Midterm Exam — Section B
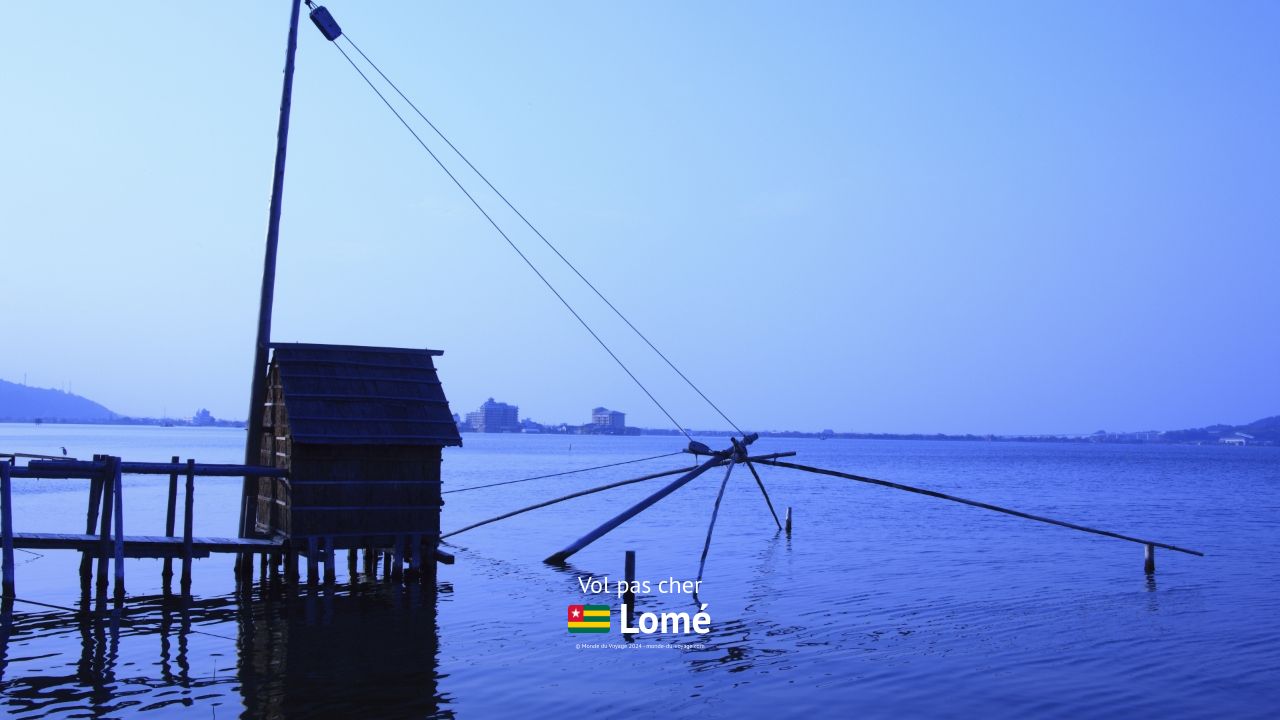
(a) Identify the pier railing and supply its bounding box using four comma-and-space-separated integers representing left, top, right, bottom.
0, 455, 287, 600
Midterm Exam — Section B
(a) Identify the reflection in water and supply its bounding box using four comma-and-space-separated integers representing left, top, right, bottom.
0, 580, 449, 719
238, 581, 449, 719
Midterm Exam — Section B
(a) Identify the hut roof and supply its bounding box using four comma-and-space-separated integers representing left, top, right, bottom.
270, 343, 462, 447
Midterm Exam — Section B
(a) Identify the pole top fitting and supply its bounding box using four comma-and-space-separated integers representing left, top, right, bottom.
308, 4, 343, 41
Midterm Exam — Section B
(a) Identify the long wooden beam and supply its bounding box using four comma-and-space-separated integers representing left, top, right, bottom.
14, 461, 287, 479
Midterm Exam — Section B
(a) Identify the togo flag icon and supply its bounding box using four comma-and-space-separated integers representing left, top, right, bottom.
567, 604, 610, 633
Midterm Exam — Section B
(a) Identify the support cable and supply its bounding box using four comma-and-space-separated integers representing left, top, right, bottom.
329, 40, 692, 441
443, 451, 684, 494
339, 32, 745, 436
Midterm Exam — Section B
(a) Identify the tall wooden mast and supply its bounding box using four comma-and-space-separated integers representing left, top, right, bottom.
240, 0, 304, 544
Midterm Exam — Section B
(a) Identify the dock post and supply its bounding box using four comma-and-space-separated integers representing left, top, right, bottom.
363, 546, 374, 577
181, 459, 195, 594
162, 456, 178, 583
347, 548, 357, 582
323, 537, 336, 585
285, 548, 298, 583
110, 457, 125, 600
1, 461, 15, 600
407, 535, 422, 581
623, 549, 636, 618
79, 455, 105, 584
391, 536, 404, 582
1144, 544, 1156, 574
95, 460, 116, 594
307, 537, 319, 585
785, 507, 792, 536
382, 549, 391, 578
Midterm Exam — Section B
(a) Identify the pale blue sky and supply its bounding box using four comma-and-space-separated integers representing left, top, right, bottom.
1, 1, 1276, 434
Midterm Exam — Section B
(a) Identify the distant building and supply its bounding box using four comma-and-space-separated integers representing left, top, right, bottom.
588, 406, 626, 434
465, 398, 521, 433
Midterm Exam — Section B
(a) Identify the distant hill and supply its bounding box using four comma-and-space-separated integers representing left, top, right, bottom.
0, 379, 117, 422
1160, 415, 1280, 444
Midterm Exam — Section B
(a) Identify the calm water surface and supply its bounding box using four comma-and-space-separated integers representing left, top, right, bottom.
0, 425, 1276, 718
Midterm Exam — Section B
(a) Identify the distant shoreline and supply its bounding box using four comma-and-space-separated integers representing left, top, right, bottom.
3, 418, 1274, 447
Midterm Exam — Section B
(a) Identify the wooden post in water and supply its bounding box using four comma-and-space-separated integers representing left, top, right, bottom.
162, 456, 179, 584
95, 461, 115, 593
347, 549, 357, 581
408, 534, 422, 581
1144, 544, 1156, 574
1, 461, 15, 600
323, 537, 336, 585
382, 550, 391, 578
110, 457, 125, 599
623, 549, 636, 617
80, 456, 105, 584
307, 537, 319, 585
181, 459, 195, 593
785, 507, 792, 536
391, 536, 404, 582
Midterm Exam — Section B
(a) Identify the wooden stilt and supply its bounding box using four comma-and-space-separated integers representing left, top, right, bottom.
80, 458, 105, 583
180, 459, 195, 593
391, 536, 404, 582
162, 455, 178, 582
110, 457, 125, 600
285, 549, 298, 583
307, 537, 319, 585
785, 506, 792, 536
323, 537, 336, 585
382, 550, 391, 578
1144, 544, 1156, 574
407, 535, 422, 581
347, 548, 357, 581
95, 461, 115, 593
1, 461, 15, 600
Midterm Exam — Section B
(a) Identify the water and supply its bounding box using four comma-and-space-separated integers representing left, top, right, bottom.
1, 426, 1277, 718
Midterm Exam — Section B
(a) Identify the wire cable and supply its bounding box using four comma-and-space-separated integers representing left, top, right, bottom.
329, 41, 693, 441
443, 451, 683, 494
338, 33, 745, 436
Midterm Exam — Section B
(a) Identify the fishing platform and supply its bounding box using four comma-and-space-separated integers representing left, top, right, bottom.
1, 342, 462, 600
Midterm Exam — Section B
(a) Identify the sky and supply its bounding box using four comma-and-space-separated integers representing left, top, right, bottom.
1, 1, 1276, 435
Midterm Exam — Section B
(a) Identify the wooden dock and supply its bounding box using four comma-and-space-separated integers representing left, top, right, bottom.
1, 455, 290, 600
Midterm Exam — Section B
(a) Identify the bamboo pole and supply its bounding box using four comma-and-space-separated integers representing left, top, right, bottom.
743, 460, 782, 530
442, 452, 795, 542
757, 459, 1204, 557
241, 0, 304, 544
693, 460, 737, 596
544, 453, 728, 565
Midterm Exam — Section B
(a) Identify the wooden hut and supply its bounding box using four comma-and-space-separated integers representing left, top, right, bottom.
247, 343, 461, 568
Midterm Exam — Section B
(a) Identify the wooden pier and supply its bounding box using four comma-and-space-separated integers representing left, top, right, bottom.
2, 455, 285, 600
